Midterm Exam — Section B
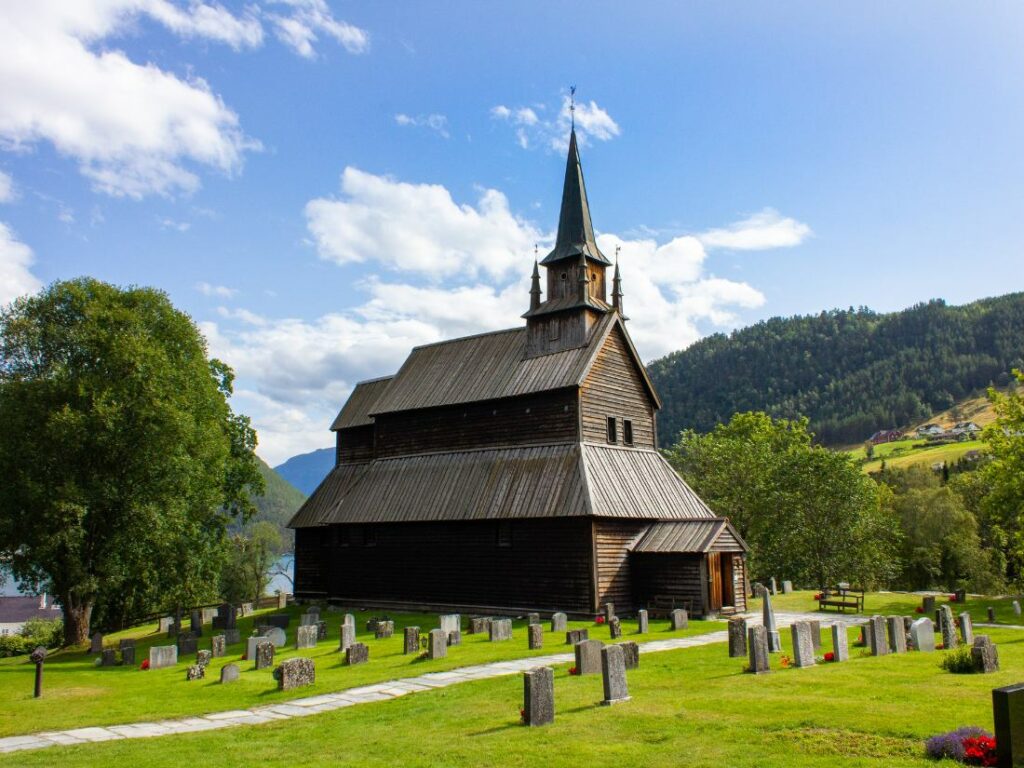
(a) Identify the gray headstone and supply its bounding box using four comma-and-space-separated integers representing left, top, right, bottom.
971, 635, 999, 673
275, 657, 315, 691
669, 609, 688, 631
190, 609, 202, 636
752, 582, 766, 598
747, 625, 770, 674
782, 580, 793, 594
262, 626, 286, 648
770, 577, 777, 595
489, 618, 512, 641
296, 624, 318, 649
609, 616, 622, 639
224, 628, 240, 645
177, 633, 197, 655
523, 667, 554, 726
254, 639, 274, 670
551, 613, 567, 632
118, 637, 133, 650
940, 605, 958, 649
620, 641, 640, 670
527, 612, 540, 626
790, 622, 815, 668
220, 662, 240, 684
469, 617, 491, 634
339, 623, 355, 652
149, 644, 177, 669
574, 639, 604, 675
830, 623, 848, 662
959, 612, 974, 645
428, 628, 446, 659
604, 603, 615, 623
1014, 600, 1021, 616
868, 616, 888, 656
267, 613, 290, 629
600, 644, 630, 705
211, 635, 226, 658
374, 620, 394, 639
637, 609, 649, 634
993, 682, 1024, 768
439, 614, 460, 635
158, 617, 173, 633
90, 632, 103, 653
404, 626, 420, 654
988, 607, 996, 623
316, 620, 328, 641
120, 645, 135, 666
762, 591, 779, 652
201, 607, 217, 625
808, 620, 821, 650
101, 649, 117, 667
196, 649, 212, 668
566, 628, 589, 645
728, 617, 747, 658
886, 616, 906, 653
447, 630, 461, 646
346, 642, 369, 666
910, 617, 936, 652
528, 624, 543, 650
300, 613, 317, 627
922, 595, 936, 614
240, 603, 253, 617
186, 664, 204, 681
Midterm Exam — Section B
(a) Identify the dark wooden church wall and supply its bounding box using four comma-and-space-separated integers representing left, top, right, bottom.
630, 553, 707, 616
580, 325, 656, 447
592, 519, 649, 613
294, 527, 328, 598
373, 389, 578, 458
336, 424, 375, 465
322, 517, 594, 612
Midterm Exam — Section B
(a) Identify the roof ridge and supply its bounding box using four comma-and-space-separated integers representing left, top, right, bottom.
408, 325, 522, 352
366, 441, 578, 462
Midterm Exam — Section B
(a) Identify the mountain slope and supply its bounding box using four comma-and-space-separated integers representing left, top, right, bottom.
647, 292, 1024, 446
246, 458, 307, 547
274, 447, 334, 496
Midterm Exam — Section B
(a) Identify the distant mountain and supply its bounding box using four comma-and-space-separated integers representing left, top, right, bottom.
647, 293, 1024, 446
246, 458, 307, 548
274, 447, 334, 496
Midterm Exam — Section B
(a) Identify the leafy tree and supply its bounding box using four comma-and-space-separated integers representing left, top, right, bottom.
0, 279, 264, 644
220, 521, 283, 606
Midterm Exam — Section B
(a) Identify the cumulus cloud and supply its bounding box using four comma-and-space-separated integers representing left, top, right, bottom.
196, 281, 237, 298
0, 171, 15, 203
394, 113, 450, 139
0, 223, 43, 306
698, 208, 812, 250
266, 0, 369, 58
491, 94, 620, 150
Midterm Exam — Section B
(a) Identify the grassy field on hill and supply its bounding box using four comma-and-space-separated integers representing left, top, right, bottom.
6, 592, 1022, 767
846, 438, 987, 474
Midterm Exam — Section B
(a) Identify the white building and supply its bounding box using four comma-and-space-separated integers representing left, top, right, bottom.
0, 594, 62, 636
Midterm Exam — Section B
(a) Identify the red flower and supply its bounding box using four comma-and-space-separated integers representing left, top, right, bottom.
949, 594, 958, 602
569, 666, 579, 676
813, 593, 823, 600
936, 643, 945, 650
519, 708, 526, 723
595, 616, 606, 624
824, 652, 835, 662
962, 735, 997, 766
780, 655, 791, 669
915, 606, 924, 613
140, 659, 150, 670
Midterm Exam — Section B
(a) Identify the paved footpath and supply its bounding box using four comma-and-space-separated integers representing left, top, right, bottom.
0, 611, 867, 756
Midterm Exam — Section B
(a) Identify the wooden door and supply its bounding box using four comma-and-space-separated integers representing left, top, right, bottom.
721, 554, 735, 608
707, 553, 723, 611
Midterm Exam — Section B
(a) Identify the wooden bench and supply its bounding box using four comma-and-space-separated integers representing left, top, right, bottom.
817, 585, 865, 613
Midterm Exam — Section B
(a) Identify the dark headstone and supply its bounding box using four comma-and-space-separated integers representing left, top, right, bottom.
218, 602, 237, 630
346, 642, 369, 666
220, 662, 240, 684
211, 635, 226, 658
190, 609, 202, 637
988, 607, 997, 623
922, 595, 936, 614
747, 625, 770, 674
120, 645, 135, 666
608, 617, 622, 639
267, 613, 290, 629
637, 609, 649, 634
90, 632, 103, 653
993, 682, 1024, 768
101, 649, 117, 667
551, 612, 567, 633
177, 633, 197, 656
566, 628, 589, 645
404, 626, 420, 655
254, 639, 274, 670
600, 644, 630, 705
119, 638, 136, 651
728, 617, 747, 658
274, 657, 315, 691
223, 628, 241, 645
528, 624, 543, 650
317, 620, 328, 641
523, 667, 554, 726
196, 649, 212, 668
428, 629, 446, 659
186, 664, 205, 681
972, 636, 1000, 674
955, 589, 967, 604
620, 641, 640, 670
574, 639, 604, 675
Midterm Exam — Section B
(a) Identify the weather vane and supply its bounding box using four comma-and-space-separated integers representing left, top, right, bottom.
570, 85, 576, 130
615, 244, 621, 263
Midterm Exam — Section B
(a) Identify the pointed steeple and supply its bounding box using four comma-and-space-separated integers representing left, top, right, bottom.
541, 129, 611, 267
612, 248, 625, 319
529, 258, 542, 311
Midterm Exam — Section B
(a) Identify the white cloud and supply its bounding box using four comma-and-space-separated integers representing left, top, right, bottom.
698, 208, 812, 250
160, 217, 190, 232
196, 281, 237, 298
266, 0, 369, 58
0, 170, 15, 203
491, 94, 621, 151
394, 113, 450, 139
0, 223, 43, 305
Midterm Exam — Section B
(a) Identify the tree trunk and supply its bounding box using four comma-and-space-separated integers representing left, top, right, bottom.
61, 597, 93, 647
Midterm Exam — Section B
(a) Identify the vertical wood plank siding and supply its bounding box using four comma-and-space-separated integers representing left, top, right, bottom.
580, 325, 656, 447
593, 519, 649, 613
294, 528, 327, 597
630, 554, 707, 616
336, 425, 375, 464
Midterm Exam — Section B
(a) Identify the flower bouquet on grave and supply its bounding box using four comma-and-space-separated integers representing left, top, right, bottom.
936, 643, 945, 650
916, 606, 924, 613
140, 659, 150, 670
925, 727, 997, 766
568, 666, 579, 676
949, 594, 958, 603
779, 655, 791, 669
595, 616, 606, 625
519, 708, 526, 725
813, 593, 823, 600
823, 652, 835, 662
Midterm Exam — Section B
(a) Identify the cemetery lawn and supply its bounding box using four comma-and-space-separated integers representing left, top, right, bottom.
0, 606, 722, 738
6, 622, 1022, 768
758, 590, 1024, 625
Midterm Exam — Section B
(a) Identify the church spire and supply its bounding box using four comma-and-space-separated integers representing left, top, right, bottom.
612, 245, 625, 318
529, 252, 542, 311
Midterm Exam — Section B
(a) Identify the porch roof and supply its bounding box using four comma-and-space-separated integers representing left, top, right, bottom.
630, 519, 748, 554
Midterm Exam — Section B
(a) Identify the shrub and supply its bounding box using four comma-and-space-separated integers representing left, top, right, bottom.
941, 645, 976, 674
0, 619, 63, 657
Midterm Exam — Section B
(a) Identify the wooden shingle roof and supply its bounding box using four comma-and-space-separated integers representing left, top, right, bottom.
330, 376, 394, 431
288, 463, 369, 528
630, 519, 748, 554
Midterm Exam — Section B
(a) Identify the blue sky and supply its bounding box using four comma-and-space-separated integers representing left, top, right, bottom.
1, 1, 1022, 463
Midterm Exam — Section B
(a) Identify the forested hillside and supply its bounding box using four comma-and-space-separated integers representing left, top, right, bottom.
647, 293, 1024, 446
244, 459, 307, 548
274, 447, 334, 496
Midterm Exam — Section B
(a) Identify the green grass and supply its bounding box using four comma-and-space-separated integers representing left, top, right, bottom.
757, 589, 1024, 624
848, 438, 987, 473
0, 605, 722, 738
7, 619, 1022, 767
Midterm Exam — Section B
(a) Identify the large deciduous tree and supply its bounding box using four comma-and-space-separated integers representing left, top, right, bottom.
0, 279, 264, 644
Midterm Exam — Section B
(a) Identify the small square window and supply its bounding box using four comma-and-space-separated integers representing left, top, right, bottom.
623, 419, 634, 446
606, 416, 617, 444
497, 521, 512, 548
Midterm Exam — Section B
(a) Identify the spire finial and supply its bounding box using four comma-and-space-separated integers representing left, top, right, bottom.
569, 85, 576, 131
612, 244, 624, 317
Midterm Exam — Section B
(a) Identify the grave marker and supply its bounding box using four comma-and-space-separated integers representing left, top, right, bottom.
404, 626, 420, 654
988, 607, 997, 623
669, 609, 688, 631
300, 613, 317, 627
868, 616, 888, 656
469, 617, 491, 634
551, 613, 567, 632
910, 617, 936, 652
296, 625, 318, 649
922, 595, 936, 614
609, 617, 622, 639
262, 626, 287, 648
439, 614, 461, 635
220, 663, 240, 684
254, 639, 275, 670
346, 642, 369, 666
211, 635, 226, 658
489, 619, 512, 642
960, 612, 975, 645
339, 623, 355, 653
763, 592, 781, 653
972, 636, 999, 674
90, 632, 103, 653
177, 633, 197, 656
600, 644, 630, 705
267, 614, 290, 629
887, 616, 907, 653
770, 577, 778, 595
374, 620, 394, 639
101, 649, 117, 667
637, 609, 649, 634
448, 630, 462, 647
747, 625, 770, 674
604, 603, 615, 623
831, 623, 848, 662
940, 605, 959, 649
186, 664, 204, 681
523, 667, 554, 726
808, 619, 822, 650
574, 639, 604, 675
121, 645, 135, 666
275, 657, 315, 691
728, 618, 747, 658
790, 622, 815, 668
992, 682, 1024, 767
528, 624, 543, 650
527, 613, 540, 626
1014, 600, 1022, 617
224, 628, 241, 645
428, 629, 447, 659
782, 580, 793, 594
566, 628, 589, 645
620, 641, 640, 670
149, 645, 177, 669
196, 649, 212, 668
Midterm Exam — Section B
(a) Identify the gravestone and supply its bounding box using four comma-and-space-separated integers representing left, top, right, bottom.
960, 612, 975, 645
469, 617, 491, 634
604, 603, 615, 623
728, 618, 747, 658
201, 607, 217, 625
763, 592, 781, 652
886, 616, 907, 653
527, 613, 540, 626
600, 644, 630, 705
523, 667, 554, 726
339, 623, 355, 653
669, 609, 688, 631
190, 609, 202, 637
296, 624, 318, 649
220, 663, 240, 684
988, 607, 996, 623
224, 629, 241, 645
910, 617, 936, 652
790, 622, 815, 668
346, 642, 369, 666
428, 629, 447, 659
121, 645, 135, 666
858, 624, 868, 647
343, 614, 355, 629
574, 639, 604, 675
316, 620, 328, 641
770, 577, 778, 595
439, 614, 461, 635
940, 605, 959, 649
374, 620, 394, 639
620, 641, 640, 670
528, 624, 543, 650
971, 636, 999, 674
489, 619, 512, 641
300, 613, 317, 627
551, 613, 567, 632
831, 623, 848, 662
177, 633, 197, 655
808, 619, 821, 650
275, 657, 315, 691
609, 617, 622, 639
254, 639, 275, 670
1014, 600, 1022, 617
922, 595, 936, 614
637, 609, 649, 634
444, 630, 459, 647
246, 635, 261, 661
150, 645, 177, 669
217, 603, 236, 630
118, 638, 135, 653
186, 664, 204, 681
782, 580, 793, 594
196, 649, 212, 668
101, 649, 117, 667
276, 591, 287, 609
404, 626, 420, 654
752, 582, 766, 598
954, 589, 967, 604
211, 635, 226, 658
158, 617, 173, 633
868, 616, 888, 656
267, 613, 290, 629
566, 628, 589, 645
747, 625, 770, 674
993, 682, 1024, 768
240, 602, 253, 617
90, 632, 103, 653
262, 626, 287, 648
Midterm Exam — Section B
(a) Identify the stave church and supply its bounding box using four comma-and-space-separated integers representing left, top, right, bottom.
289, 129, 748, 617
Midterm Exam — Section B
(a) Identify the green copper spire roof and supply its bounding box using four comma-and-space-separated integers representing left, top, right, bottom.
541, 129, 612, 267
